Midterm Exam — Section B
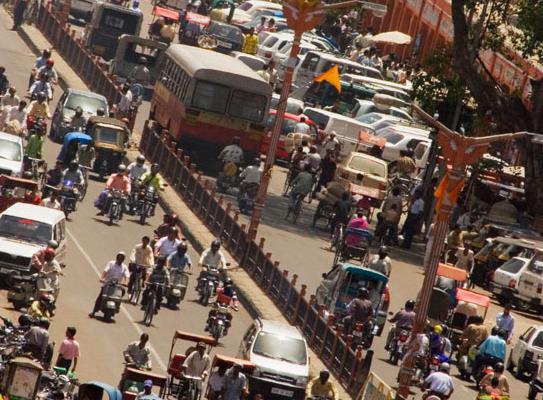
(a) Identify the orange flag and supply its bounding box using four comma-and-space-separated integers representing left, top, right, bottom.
314, 65, 341, 93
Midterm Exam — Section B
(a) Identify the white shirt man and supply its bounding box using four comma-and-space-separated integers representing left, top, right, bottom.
455, 248, 474, 273
103, 260, 130, 282
118, 89, 133, 113
240, 165, 261, 184
41, 197, 61, 210
128, 161, 149, 181
155, 236, 181, 258
424, 365, 454, 397
199, 248, 227, 269
368, 254, 391, 276
183, 345, 211, 389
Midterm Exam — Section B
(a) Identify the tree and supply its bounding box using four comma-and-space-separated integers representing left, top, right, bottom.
448, 0, 543, 216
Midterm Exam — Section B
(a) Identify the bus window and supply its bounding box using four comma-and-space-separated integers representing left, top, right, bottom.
192, 81, 229, 114
229, 90, 267, 122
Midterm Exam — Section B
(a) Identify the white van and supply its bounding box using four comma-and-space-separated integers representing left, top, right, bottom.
515, 251, 543, 312
490, 256, 531, 304
293, 51, 383, 90
257, 32, 292, 60
0, 203, 66, 277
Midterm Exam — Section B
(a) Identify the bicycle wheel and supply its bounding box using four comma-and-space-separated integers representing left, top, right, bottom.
144, 294, 155, 326
292, 198, 302, 224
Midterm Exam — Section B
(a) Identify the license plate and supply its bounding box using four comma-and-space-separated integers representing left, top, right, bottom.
270, 388, 294, 397
217, 40, 232, 48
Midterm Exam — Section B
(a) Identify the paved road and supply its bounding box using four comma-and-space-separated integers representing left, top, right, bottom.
0, 13, 253, 389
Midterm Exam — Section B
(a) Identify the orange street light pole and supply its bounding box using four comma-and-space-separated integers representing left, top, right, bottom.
246, 0, 365, 241
396, 106, 527, 399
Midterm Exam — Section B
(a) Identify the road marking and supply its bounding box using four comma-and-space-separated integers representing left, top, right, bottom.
66, 228, 167, 372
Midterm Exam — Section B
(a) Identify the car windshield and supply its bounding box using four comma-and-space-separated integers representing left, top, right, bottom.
0, 139, 21, 162
348, 155, 386, 177
253, 331, 307, 365
209, 24, 242, 40
378, 131, 403, 144
0, 215, 52, 244
358, 113, 384, 125
94, 126, 123, 145
499, 258, 525, 274
65, 94, 106, 115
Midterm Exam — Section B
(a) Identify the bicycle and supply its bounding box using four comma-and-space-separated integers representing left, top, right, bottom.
285, 192, 304, 224
142, 282, 165, 326
330, 221, 345, 251
26, 157, 47, 186
128, 264, 145, 304
178, 375, 202, 400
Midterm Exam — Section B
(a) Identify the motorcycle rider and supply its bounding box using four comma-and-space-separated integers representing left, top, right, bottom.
154, 214, 181, 240
139, 163, 164, 192
422, 362, 454, 400
77, 141, 96, 169
199, 239, 227, 269
31, 240, 59, 272
29, 293, 55, 319
479, 362, 509, 394
344, 288, 374, 334
123, 333, 152, 370
28, 74, 53, 101
69, 106, 86, 131
129, 57, 151, 87
238, 158, 261, 213
167, 242, 192, 273
205, 302, 233, 334
97, 165, 131, 217
458, 315, 488, 357
128, 155, 149, 182
41, 191, 61, 210
26, 92, 51, 120
154, 227, 181, 258
472, 328, 507, 376
37, 58, 58, 86
385, 299, 416, 350
141, 256, 170, 313
62, 160, 85, 188
218, 136, 244, 167
368, 246, 392, 277
306, 370, 338, 400
89, 251, 130, 319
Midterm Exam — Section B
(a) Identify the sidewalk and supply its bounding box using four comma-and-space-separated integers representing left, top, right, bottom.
8, 9, 351, 399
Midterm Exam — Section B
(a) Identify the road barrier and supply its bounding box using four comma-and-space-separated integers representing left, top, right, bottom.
140, 121, 374, 397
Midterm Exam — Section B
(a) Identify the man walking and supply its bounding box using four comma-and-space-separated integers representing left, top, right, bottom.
56, 326, 80, 372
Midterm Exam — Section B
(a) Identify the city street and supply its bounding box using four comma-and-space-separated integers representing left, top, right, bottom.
0, 3, 540, 399
0, 12, 254, 386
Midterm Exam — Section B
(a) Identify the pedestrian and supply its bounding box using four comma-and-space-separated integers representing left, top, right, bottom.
242, 27, 259, 55
401, 188, 424, 249
367, 246, 392, 277
55, 326, 80, 372
221, 363, 249, 400
0, 67, 9, 96
455, 241, 474, 285
496, 304, 515, 343
136, 380, 159, 400
12, 0, 28, 30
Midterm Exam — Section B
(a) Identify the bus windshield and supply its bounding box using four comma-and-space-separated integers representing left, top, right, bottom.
229, 90, 267, 122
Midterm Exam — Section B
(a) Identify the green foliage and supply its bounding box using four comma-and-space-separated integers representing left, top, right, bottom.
514, 0, 543, 59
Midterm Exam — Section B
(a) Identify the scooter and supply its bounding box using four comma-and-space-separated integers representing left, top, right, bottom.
7, 273, 44, 310
98, 280, 125, 322
165, 269, 188, 309
457, 344, 478, 380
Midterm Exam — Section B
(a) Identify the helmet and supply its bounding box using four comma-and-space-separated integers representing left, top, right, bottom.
211, 239, 221, 248
23, 171, 33, 179
37, 92, 46, 102
138, 56, 148, 65
136, 155, 145, 164
494, 362, 504, 373
170, 227, 179, 235
378, 246, 388, 255
118, 164, 127, 173
405, 299, 416, 310
46, 58, 54, 66
47, 240, 58, 249
69, 160, 78, 168
252, 157, 260, 166
38, 317, 50, 329
224, 277, 233, 285
18, 314, 33, 327
177, 243, 188, 252
433, 324, 443, 334
151, 163, 160, 174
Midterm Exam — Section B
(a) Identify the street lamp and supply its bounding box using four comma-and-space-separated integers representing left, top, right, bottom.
246, 0, 366, 241
395, 105, 527, 399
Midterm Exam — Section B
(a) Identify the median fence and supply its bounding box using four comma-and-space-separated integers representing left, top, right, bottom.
140, 121, 373, 397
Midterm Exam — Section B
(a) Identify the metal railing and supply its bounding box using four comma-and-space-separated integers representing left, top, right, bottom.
139, 122, 373, 397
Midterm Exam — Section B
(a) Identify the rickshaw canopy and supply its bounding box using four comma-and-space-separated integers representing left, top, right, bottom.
62, 131, 93, 147
212, 354, 256, 373
0, 175, 38, 190
437, 263, 468, 282
168, 330, 216, 361
456, 288, 491, 308
79, 382, 122, 400
153, 5, 179, 21
123, 367, 168, 388
340, 263, 389, 283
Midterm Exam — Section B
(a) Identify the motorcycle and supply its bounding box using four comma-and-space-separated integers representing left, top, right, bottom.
238, 182, 258, 214
351, 320, 375, 350
7, 272, 45, 310
198, 265, 220, 306
137, 185, 157, 225
59, 180, 79, 218
207, 304, 232, 341
165, 269, 188, 309
388, 327, 411, 365
98, 280, 125, 322
107, 190, 124, 225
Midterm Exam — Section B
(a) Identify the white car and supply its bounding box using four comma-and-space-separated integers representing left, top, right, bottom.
507, 325, 543, 378
0, 203, 66, 277
490, 256, 531, 304
238, 319, 310, 392
225, 0, 282, 25
356, 112, 408, 132
352, 99, 412, 121
257, 32, 292, 60
0, 132, 23, 177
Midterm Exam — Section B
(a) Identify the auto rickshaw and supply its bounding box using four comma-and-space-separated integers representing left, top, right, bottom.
109, 35, 167, 99
0, 175, 40, 212
449, 288, 490, 349
77, 382, 122, 400
86, 116, 130, 179
316, 262, 389, 336
166, 330, 216, 397
57, 131, 93, 166
84, 2, 143, 60
118, 367, 167, 400
428, 263, 468, 326
205, 355, 255, 399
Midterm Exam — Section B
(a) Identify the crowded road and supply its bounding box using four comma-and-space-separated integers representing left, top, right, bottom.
0, 12, 254, 385
0, 4, 540, 400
